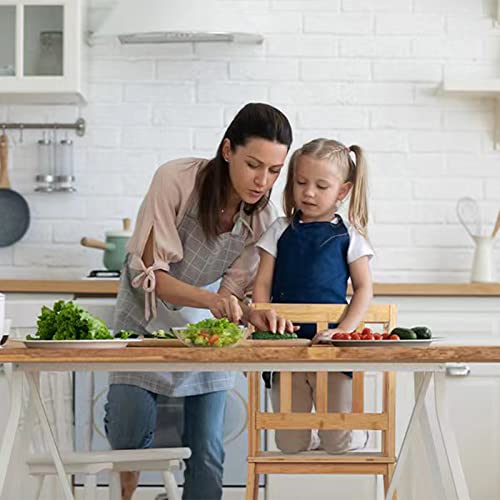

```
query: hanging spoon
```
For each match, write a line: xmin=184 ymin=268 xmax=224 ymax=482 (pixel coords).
xmin=456 ymin=197 xmax=482 ymax=239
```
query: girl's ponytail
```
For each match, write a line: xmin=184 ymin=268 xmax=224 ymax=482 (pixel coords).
xmin=347 ymin=144 xmax=368 ymax=237
xmin=283 ymin=148 xmax=302 ymax=220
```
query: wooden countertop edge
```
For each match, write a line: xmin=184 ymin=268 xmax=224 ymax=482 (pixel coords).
xmin=2 ymin=345 xmax=500 ymax=363
xmin=1 ymin=280 xmax=500 ymax=296
xmin=0 ymin=280 xmax=119 ymax=295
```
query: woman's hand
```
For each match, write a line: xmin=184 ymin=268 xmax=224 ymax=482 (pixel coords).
xmin=248 ymin=309 xmax=296 ymax=334
xmin=208 ymin=294 xmax=243 ymax=324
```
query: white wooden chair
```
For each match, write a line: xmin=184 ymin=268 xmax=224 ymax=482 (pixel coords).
xmin=27 ymin=447 xmax=191 ymax=500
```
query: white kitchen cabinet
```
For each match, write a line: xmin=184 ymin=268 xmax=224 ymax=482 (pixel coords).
xmin=0 ymin=0 xmax=86 ymax=104
xmin=2 ymin=293 xmax=73 ymax=500
xmin=445 ymin=363 xmax=500 ymax=500
xmin=382 ymin=296 xmax=500 ymax=500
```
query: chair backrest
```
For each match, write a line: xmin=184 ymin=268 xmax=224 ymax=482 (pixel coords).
xmin=248 ymin=303 xmax=397 ymax=458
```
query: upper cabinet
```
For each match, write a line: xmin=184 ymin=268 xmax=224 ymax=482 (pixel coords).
xmin=0 ymin=0 xmax=86 ymax=104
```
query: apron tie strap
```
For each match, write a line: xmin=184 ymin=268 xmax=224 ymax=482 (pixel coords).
xmin=131 ymin=261 xmax=169 ymax=321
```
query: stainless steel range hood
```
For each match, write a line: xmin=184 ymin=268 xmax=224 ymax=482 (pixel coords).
xmin=89 ymin=0 xmax=264 ymax=45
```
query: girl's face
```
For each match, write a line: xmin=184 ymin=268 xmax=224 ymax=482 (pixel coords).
xmin=293 ymin=154 xmax=352 ymax=222
xmin=223 ymin=137 xmax=288 ymax=206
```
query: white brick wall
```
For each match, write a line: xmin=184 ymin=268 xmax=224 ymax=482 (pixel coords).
xmin=0 ymin=0 xmax=499 ymax=281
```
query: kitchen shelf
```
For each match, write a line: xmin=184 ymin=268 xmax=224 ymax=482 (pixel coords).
xmin=441 ymin=1 xmax=500 ymax=145
xmin=443 ymin=78 xmax=500 ymax=147
xmin=443 ymin=79 xmax=500 ymax=96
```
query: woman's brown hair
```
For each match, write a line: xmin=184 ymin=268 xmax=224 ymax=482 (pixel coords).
xmin=196 ymin=103 xmax=293 ymax=240
xmin=283 ymin=138 xmax=369 ymax=236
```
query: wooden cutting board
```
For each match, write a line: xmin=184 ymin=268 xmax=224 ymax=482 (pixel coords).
xmin=241 ymin=338 xmax=311 ymax=347
xmin=127 ymin=338 xmax=185 ymax=347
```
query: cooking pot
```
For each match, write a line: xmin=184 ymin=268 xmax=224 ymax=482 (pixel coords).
xmin=81 ymin=218 xmax=133 ymax=271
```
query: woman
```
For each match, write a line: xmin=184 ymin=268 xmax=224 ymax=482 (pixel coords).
xmin=104 ymin=103 xmax=294 ymax=500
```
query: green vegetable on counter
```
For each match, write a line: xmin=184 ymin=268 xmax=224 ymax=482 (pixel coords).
xmin=251 ymin=331 xmax=298 ymax=340
xmin=28 ymin=300 xmax=112 ymax=341
xmin=153 ymin=329 xmax=176 ymax=339
xmin=116 ymin=330 xmax=137 ymax=339
xmin=411 ymin=326 xmax=432 ymax=339
xmin=390 ymin=327 xmax=417 ymax=340
xmin=115 ymin=329 xmax=176 ymax=340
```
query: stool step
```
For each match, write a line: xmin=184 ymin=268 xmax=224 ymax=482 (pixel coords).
xmin=249 ymin=451 xmax=396 ymax=464
xmin=28 ymin=447 xmax=191 ymax=466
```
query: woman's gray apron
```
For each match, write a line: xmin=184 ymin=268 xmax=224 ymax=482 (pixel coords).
xmin=109 ymin=203 xmax=251 ymax=397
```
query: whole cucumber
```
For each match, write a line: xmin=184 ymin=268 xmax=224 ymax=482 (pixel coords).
xmin=411 ymin=326 xmax=432 ymax=339
xmin=390 ymin=327 xmax=417 ymax=340
xmin=251 ymin=331 xmax=298 ymax=340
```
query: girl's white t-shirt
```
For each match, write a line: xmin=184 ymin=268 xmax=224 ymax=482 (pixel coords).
xmin=257 ymin=215 xmax=374 ymax=264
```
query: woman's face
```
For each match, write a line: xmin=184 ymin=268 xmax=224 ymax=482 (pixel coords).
xmin=223 ymin=137 xmax=288 ymax=205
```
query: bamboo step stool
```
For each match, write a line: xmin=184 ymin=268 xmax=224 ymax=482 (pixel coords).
xmin=246 ymin=303 xmax=398 ymax=500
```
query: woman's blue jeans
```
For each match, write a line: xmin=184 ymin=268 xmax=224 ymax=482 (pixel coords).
xmin=104 ymin=384 xmax=227 ymax=500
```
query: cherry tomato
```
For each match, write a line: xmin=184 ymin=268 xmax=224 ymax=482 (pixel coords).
xmin=373 ymin=333 xmax=382 ymax=340
xmin=362 ymin=327 xmax=372 ymax=335
xmin=351 ymin=333 xmax=361 ymax=340
xmin=389 ymin=334 xmax=400 ymax=340
xmin=344 ymin=334 xmax=352 ymax=340
xmin=365 ymin=334 xmax=375 ymax=340
xmin=381 ymin=333 xmax=390 ymax=340
xmin=332 ymin=332 xmax=342 ymax=339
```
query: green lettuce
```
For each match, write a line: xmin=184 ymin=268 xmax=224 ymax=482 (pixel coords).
xmin=29 ymin=300 xmax=112 ymax=340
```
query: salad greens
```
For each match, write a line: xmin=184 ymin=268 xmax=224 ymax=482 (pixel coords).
xmin=177 ymin=318 xmax=244 ymax=347
xmin=115 ymin=329 xmax=176 ymax=339
xmin=151 ymin=329 xmax=176 ymax=339
xmin=116 ymin=329 xmax=137 ymax=339
xmin=28 ymin=300 xmax=112 ymax=340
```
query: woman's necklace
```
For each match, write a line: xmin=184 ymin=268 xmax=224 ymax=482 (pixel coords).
xmin=218 ymin=204 xmax=239 ymax=233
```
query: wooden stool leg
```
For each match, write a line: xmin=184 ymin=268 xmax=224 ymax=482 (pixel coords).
xmin=246 ymin=463 xmax=259 ymax=500
xmin=384 ymin=464 xmax=397 ymax=500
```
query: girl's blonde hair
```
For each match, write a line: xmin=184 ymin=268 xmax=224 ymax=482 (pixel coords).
xmin=283 ymin=138 xmax=369 ymax=236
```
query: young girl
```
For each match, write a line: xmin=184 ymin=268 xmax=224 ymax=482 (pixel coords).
xmin=252 ymin=138 xmax=374 ymax=454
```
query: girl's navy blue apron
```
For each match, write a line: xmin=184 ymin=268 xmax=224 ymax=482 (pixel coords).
xmin=267 ymin=212 xmax=352 ymax=386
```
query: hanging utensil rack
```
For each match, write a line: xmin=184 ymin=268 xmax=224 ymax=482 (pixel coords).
xmin=0 ymin=117 xmax=86 ymax=137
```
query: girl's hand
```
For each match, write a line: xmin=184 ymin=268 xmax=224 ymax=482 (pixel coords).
xmin=312 ymin=328 xmax=343 ymax=344
xmin=248 ymin=309 xmax=296 ymax=334
xmin=208 ymin=294 xmax=243 ymax=324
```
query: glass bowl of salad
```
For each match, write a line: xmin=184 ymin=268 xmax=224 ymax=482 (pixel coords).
xmin=171 ymin=318 xmax=246 ymax=348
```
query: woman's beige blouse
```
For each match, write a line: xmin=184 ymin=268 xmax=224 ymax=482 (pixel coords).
xmin=127 ymin=157 xmax=277 ymax=319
